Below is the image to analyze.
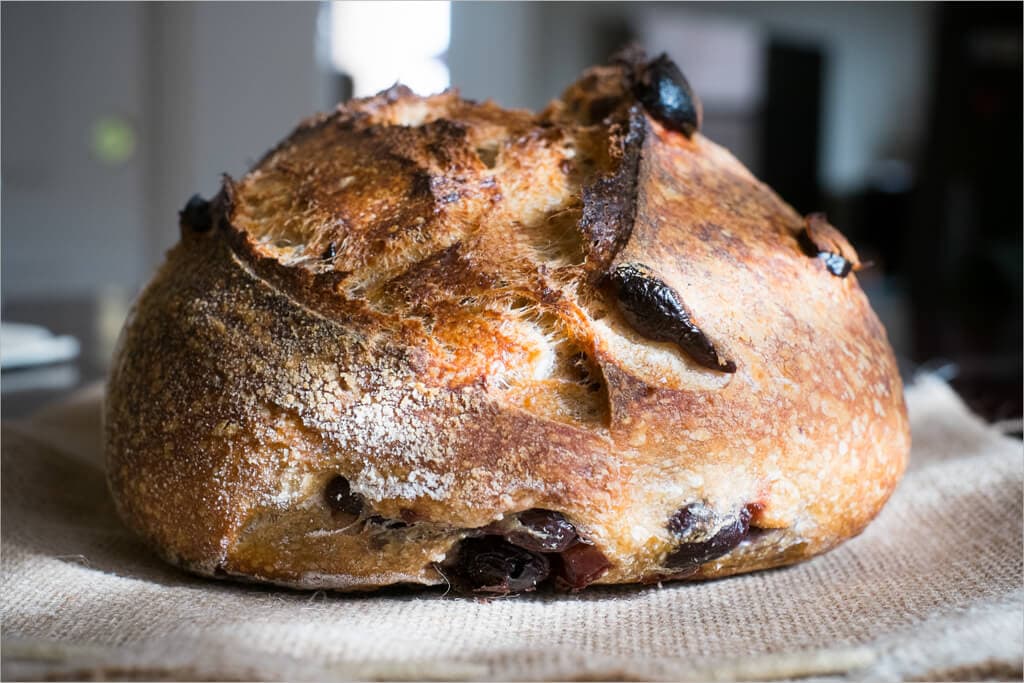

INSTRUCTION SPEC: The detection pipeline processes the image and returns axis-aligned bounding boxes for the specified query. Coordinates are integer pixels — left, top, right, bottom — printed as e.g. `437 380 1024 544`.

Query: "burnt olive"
634 54 702 137
553 543 612 591
608 263 736 373
665 503 751 570
450 537 550 595
798 214 857 278
179 194 212 233
504 509 578 553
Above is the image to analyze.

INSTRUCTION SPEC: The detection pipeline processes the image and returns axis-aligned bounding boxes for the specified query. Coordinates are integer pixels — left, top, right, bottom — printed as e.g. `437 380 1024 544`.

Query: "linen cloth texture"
2 376 1021 681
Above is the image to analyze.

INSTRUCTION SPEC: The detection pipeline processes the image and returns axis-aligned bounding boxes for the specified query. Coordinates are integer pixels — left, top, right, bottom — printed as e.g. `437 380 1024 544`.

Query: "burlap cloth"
2 376 1021 681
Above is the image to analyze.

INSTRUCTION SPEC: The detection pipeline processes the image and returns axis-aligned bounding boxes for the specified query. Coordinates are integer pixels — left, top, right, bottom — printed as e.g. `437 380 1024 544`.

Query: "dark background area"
2 2 1021 422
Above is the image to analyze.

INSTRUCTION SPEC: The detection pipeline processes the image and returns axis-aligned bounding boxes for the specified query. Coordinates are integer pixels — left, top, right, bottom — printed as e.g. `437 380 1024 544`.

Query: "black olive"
666 501 716 537
179 194 212 232
324 475 363 516
450 537 550 595
634 54 701 137
665 503 751 570
552 543 612 591
504 509 579 553
797 214 857 279
607 263 736 373
819 251 853 277
321 243 337 261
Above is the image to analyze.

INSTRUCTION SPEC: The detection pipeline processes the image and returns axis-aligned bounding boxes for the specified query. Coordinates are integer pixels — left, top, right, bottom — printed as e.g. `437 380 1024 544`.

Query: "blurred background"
2 1 1021 424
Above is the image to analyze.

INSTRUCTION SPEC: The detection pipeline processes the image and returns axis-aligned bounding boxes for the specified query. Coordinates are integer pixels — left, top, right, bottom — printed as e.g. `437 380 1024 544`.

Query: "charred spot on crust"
447 508 611 595
449 536 551 595
324 475 363 516
179 194 212 233
665 503 751 571
578 106 646 276
607 263 736 373
634 54 702 137
798 213 859 278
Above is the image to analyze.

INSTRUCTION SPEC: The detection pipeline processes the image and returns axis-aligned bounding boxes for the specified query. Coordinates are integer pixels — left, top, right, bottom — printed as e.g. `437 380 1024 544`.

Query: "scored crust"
105 52 909 592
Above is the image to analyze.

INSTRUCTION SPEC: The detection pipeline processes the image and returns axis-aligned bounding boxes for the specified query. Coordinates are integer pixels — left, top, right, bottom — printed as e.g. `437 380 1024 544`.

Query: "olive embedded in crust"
819 252 853 278
607 263 736 373
798 213 859 278
504 509 579 553
324 475 364 516
450 510 612 594
553 543 612 591
449 536 551 595
798 228 854 278
634 53 702 137
179 194 212 233
664 503 752 571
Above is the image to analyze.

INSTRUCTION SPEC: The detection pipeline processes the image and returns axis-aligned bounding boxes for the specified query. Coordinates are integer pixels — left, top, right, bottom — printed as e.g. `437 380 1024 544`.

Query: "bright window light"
330 1 451 97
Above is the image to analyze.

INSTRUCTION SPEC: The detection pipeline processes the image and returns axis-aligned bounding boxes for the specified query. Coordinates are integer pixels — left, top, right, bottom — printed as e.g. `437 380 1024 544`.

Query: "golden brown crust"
105 54 909 592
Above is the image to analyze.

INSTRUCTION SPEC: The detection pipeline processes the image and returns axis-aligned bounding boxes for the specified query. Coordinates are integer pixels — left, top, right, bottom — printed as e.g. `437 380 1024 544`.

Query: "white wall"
2 2 321 300
447 2 544 110
142 2 322 267
2 3 149 300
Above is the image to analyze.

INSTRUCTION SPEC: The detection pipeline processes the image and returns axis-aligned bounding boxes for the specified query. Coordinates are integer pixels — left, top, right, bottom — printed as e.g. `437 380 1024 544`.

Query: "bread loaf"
105 50 910 594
